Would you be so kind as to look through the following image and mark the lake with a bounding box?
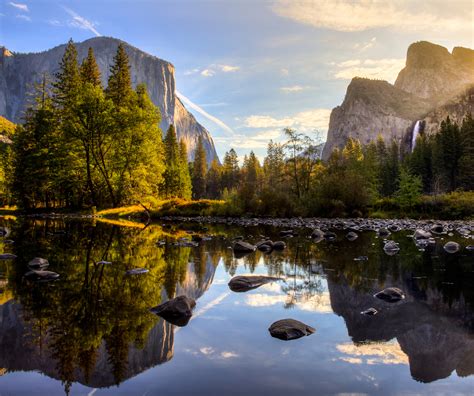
[0,216,473,395]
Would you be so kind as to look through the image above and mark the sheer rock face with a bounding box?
[0,37,218,163]
[322,41,474,161]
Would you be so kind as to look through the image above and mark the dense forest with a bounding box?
[0,40,473,218]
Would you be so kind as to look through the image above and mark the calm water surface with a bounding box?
[0,217,473,395]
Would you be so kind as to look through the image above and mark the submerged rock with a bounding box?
[125,268,149,275]
[361,308,378,316]
[228,275,281,292]
[233,241,256,253]
[256,240,273,252]
[24,270,59,282]
[268,319,315,341]
[0,253,16,260]
[324,231,337,241]
[377,228,391,238]
[346,232,358,241]
[150,295,196,327]
[28,257,49,270]
[443,241,460,254]
[374,287,405,303]
[354,256,368,261]
[311,228,325,241]
[431,224,445,234]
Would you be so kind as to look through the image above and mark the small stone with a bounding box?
[346,232,358,241]
[272,241,286,250]
[24,270,59,282]
[228,275,281,292]
[383,241,400,255]
[268,319,315,341]
[28,257,49,270]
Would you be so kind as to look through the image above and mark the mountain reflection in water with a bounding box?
[0,217,473,395]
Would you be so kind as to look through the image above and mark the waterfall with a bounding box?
[411,120,421,152]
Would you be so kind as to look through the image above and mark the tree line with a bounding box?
[0,40,201,209]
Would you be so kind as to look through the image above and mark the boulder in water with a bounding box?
[151,295,196,327]
[374,287,405,303]
[430,224,445,234]
[346,231,358,241]
[233,241,256,253]
[268,319,315,340]
[413,229,432,240]
[443,241,460,254]
[256,240,273,252]
[28,257,49,270]
[228,275,281,292]
[383,241,400,255]
[311,229,325,241]
[324,231,337,241]
[377,228,391,238]
[24,270,59,282]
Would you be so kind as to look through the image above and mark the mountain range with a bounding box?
[322,41,474,160]
[0,37,219,163]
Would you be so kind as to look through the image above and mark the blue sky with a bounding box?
[1,0,473,160]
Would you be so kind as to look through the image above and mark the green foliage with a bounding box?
[191,136,207,199]
[395,167,423,210]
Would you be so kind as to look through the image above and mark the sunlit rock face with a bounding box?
[0,37,218,163]
[322,42,474,160]
[327,274,474,383]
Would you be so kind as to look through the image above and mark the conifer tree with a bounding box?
[162,125,190,198]
[222,148,239,191]
[192,136,207,199]
[178,139,192,199]
[53,39,80,109]
[206,159,222,199]
[80,47,102,86]
[106,43,133,106]
[459,114,474,190]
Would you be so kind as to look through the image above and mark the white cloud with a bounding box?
[15,14,31,21]
[201,69,215,77]
[176,90,235,135]
[48,19,62,26]
[272,0,472,33]
[333,58,405,83]
[244,108,331,133]
[281,85,306,93]
[184,68,199,76]
[354,37,377,51]
[63,7,101,37]
[220,64,239,72]
[337,342,409,366]
[9,2,28,12]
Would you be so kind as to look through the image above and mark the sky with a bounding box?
[1,0,473,160]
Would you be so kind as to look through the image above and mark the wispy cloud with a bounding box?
[176,90,234,135]
[272,0,472,33]
[9,2,28,12]
[332,58,405,83]
[63,7,101,37]
[48,19,62,27]
[186,64,240,78]
[280,85,306,93]
[16,14,31,21]
[354,37,377,51]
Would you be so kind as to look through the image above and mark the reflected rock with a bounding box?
[466,245,474,252]
[228,275,281,292]
[374,287,405,303]
[151,295,196,327]
[377,228,391,238]
[272,241,286,251]
[324,231,337,241]
[24,270,59,282]
[279,230,294,238]
[431,224,445,234]
[96,260,112,265]
[346,232,358,241]
[27,257,49,270]
[268,319,315,341]
[443,241,460,254]
[361,308,378,316]
[383,241,400,255]
[125,268,149,275]
[0,253,16,260]
[0,227,10,237]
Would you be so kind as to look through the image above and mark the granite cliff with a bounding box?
[0,37,218,163]
[322,41,474,160]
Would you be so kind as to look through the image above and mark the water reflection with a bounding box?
[0,217,472,394]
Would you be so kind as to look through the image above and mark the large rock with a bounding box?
[228,275,280,292]
[150,295,196,327]
[24,270,59,282]
[374,287,405,303]
[232,241,256,256]
[268,319,315,341]
[0,37,219,163]
[27,257,49,270]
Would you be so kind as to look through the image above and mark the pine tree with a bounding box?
[409,133,433,193]
[459,114,474,190]
[162,125,190,198]
[53,39,80,109]
[222,148,239,191]
[178,140,192,199]
[395,167,422,210]
[106,43,133,107]
[206,159,222,199]
[80,47,102,86]
[192,136,207,199]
